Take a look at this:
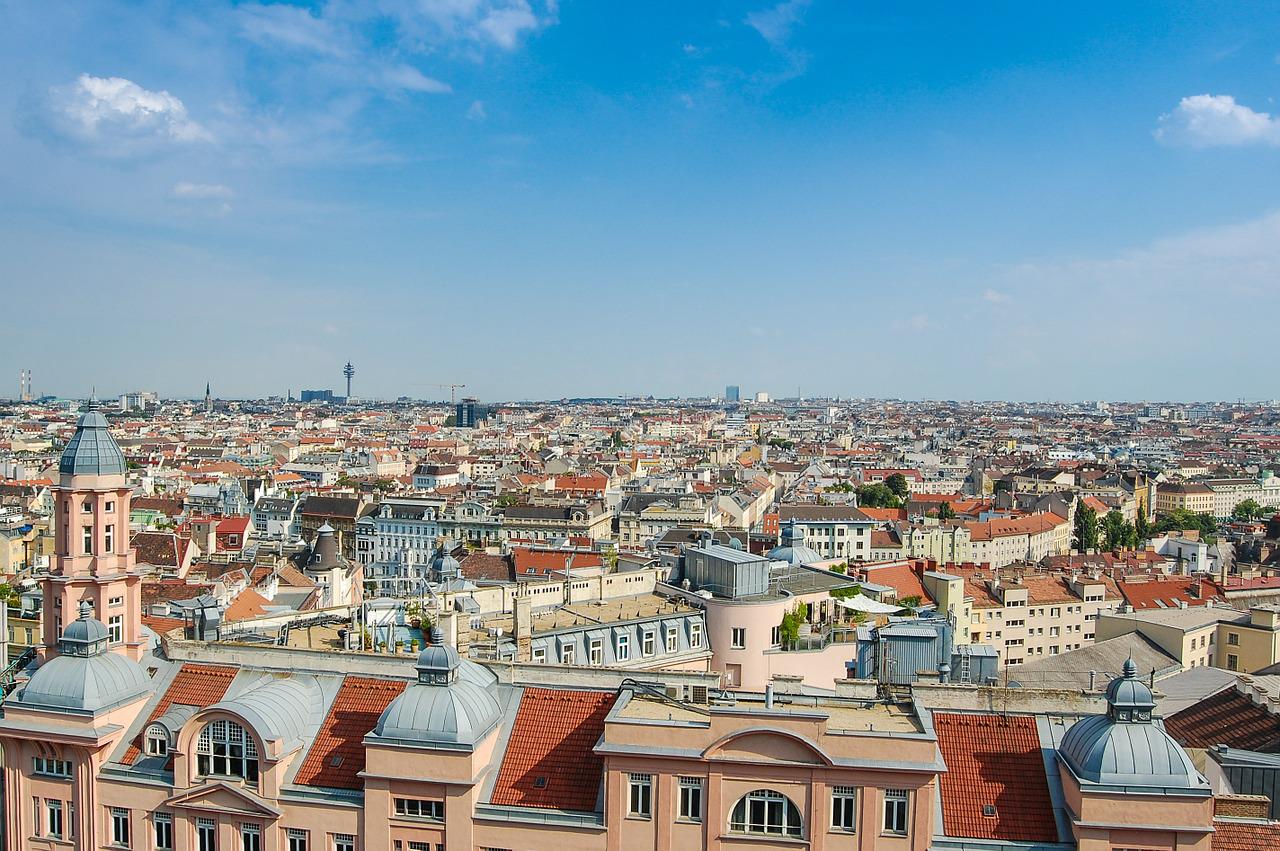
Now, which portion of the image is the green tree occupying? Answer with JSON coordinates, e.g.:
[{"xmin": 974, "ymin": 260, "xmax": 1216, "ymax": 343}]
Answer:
[
  {"xmin": 856, "ymin": 483, "xmax": 902, "ymax": 509},
  {"xmin": 1102, "ymin": 510, "xmax": 1137, "ymax": 551},
  {"xmin": 885, "ymin": 473, "xmax": 910, "ymax": 499},
  {"xmin": 778, "ymin": 604, "xmax": 806, "ymax": 648},
  {"xmin": 1233, "ymin": 499, "xmax": 1264, "ymax": 521},
  {"xmin": 937, "ymin": 501, "xmax": 956, "ymax": 521},
  {"xmin": 1135, "ymin": 507, "xmax": 1150, "ymax": 542},
  {"xmin": 1074, "ymin": 505, "xmax": 1099, "ymax": 551},
  {"xmin": 1152, "ymin": 510, "xmax": 1218, "ymax": 544}
]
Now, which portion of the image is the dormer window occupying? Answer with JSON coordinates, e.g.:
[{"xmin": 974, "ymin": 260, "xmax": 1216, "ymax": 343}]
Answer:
[
  {"xmin": 145, "ymin": 725, "xmax": 170, "ymax": 757},
  {"xmin": 196, "ymin": 720, "xmax": 259, "ymax": 785}
]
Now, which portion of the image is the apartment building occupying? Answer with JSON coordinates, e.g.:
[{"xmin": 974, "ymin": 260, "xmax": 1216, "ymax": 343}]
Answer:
[
  {"xmin": 1096, "ymin": 604, "xmax": 1280, "ymax": 673},
  {"xmin": 778, "ymin": 504, "xmax": 877, "ymax": 561},
  {"xmin": 1155, "ymin": 481, "xmax": 1215, "ymax": 516}
]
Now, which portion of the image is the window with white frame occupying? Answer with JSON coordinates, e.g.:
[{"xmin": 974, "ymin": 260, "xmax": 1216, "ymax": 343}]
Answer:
[
  {"xmin": 731, "ymin": 627, "xmax": 746, "ymax": 649},
  {"xmin": 153, "ymin": 813, "xmax": 173, "ymax": 851},
  {"xmin": 145, "ymin": 725, "xmax": 169, "ymax": 757},
  {"xmin": 616, "ymin": 633, "xmax": 630, "ymax": 660},
  {"xmin": 883, "ymin": 789, "xmax": 909, "ymax": 835},
  {"xmin": 111, "ymin": 807, "xmax": 130, "ymax": 847},
  {"xmin": 678, "ymin": 776, "xmax": 703, "ymax": 822},
  {"xmin": 241, "ymin": 823, "xmax": 261, "ymax": 851},
  {"xmin": 831, "ymin": 786, "xmax": 857, "ymax": 831},
  {"xmin": 393, "ymin": 798, "xmax": 443, "ymax": 822},
  {"xmin": 729, "ymin": 789, "xmax": 802, "ymax": 837},
  {"xmin": 332, "ymin": 835, "xmax": 355, "ymax": 851},
  {"xmin": 196, "ymin": 817, "xmax": 216, "ymax": 851},
  {"xmin": 666, "ymin": 627, "xmax": 678, "ymax": 653},
  {"xmin": 196, "ymin": 720, "xmax": 259, "ymax": 785},
  {"xmin": 589, "ymin": 638, "xmax": 603, "ymax": 665},
  {"xmin": 104, "ymin": 524, "xmax": 115, "ymax": 552},
  {"xmin": 628, "ymin": 773, "xmax": 652, "ymax": 818},
  {"xmin": 560, "ymin": 644, "xmax": 575, "ymax": 665},
  {"xmin": 46, "ymin": 799, "xmax": 64, "ymax": 839},
  {"xmin": 32, "ymin": 757, "xmax": 72, "ymax": 777},
  {"xmin": 642, "ymin": 632, "xmax": 655, "ymax": 655},
  {"xmin": 285, "ymin": 828, "xmax": 308, "ymax": 851},
  {"xmin": 531, "ymin": 646, "xmax": 546, "ymax": 663},
  {"xmin": 82, "ymin": 525, "xmax": 93, "ymax": 555},
  {"xmin": 108, "ymin": 615, "xmax": 123, "ymax": 644},
  {"xmin": 690, "ymin": 622, "xmax": 703, "ymax": 649}
]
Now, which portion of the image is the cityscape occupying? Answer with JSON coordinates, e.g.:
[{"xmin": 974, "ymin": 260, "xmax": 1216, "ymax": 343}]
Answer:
[{"xmin": 5, "ymin": 3, "xmax": 1280, "ymax": 851}]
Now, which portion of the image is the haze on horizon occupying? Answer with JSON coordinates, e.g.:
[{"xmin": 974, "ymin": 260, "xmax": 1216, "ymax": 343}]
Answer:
[{"xmin": 2, "ymin": 2, "xmax": 1279, "ymax": 403}]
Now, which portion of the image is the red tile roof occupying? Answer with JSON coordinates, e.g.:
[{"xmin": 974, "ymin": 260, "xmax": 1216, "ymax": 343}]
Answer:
[
  {"xmin": 1118, "ymin": 577, "xmax": 1223, "ymax": 610},
  {"xmin": 934, "ymin": 713, "xmax": 1058, "ymax": 843},
  {"xmin": 1164, "ymin": 687, "xmax": 1280, "ymax": 753},
  {"xmin": 489, "ymin": 687, "xmax": 616, "ymax": 812},
  {"xmin": 1213, "ymin": 819, "xmax": 1280, "ymax": 850},
  {"xmin": 123, "ymin": 663, "xmax": 238, "ymax": 764},
  {"xmin": 295, "ymin": 676, "xmax": 407, "ymax": 789}
]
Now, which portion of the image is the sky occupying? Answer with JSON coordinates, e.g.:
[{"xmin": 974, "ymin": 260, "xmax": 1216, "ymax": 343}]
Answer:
[{"xmin": 2, "ymin": 2, "xmax": 1280, "ymax": 403}]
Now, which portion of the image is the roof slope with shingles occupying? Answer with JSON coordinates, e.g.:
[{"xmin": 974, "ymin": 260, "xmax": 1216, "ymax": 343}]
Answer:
[
  {"xmin": 1212, "ymin": 819, "xmax": 1280, "ymax": 850},
  {"xmin": 934, "ymin": 713, "xmax": 1058, "ymax": 843},
  {"xmin": 295, "ymin": 676, "xmax": 407, "ymax": 789},
  {"xmin": 1164, "ymin": 687, "xmax": 1280, "ymax": 753},
  {"xmin": 123, "ymin": 663, "xmax": 238, "ymax": 764},
  {"xmin": 489, "ymin": 687, "xmax": 615, "ymax": 812}
]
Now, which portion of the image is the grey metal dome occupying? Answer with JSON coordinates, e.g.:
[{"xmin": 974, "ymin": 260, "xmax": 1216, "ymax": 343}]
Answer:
[
  {"xmin": 430, "ymin": 542, "xmax": 461, "ymax": 581},
  {"xmin": 1059, "ymin": 658, "xmax": 1204, "ymax": 790},
  {"xmin": 17, "ymin": 604, "xmax": 150, "ymax": 714},
  {"xmin": 768, "ymin": 522, "xmax": 822, "ymax": 565},
  {"xmin": 372, "ymin": 679, "xmax": 501, "ymax": 748},
  {"xmin": 59, "ymin": 401, "xmax": 127, "ymax": 477}
]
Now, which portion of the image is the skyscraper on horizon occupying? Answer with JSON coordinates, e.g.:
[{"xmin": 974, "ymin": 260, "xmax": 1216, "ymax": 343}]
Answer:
[{"xmin": 725, "ymin": 385, "xmax": 740, "ymax": 403}]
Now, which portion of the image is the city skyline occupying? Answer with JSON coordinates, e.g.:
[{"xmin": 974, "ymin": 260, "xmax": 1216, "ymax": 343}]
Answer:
[{"xmin": 3, "ymin": 3, "xmax": 1280, "ymax": 400}]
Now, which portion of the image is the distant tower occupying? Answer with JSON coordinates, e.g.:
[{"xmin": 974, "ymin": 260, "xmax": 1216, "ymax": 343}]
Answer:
[
  {"xmin": 343, "ymin": 361, "xmax": 355, "ymax": 400},
  {"xmin": 19, "ymin": 369, "xmax": 33, "ymax": 402},
  {"xmin": 204, "ymin": 381, "xmax": 212, "ymax": 414}
]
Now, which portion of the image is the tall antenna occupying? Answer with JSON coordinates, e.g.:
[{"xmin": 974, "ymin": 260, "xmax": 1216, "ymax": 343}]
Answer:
[{"xmin": 343, "ymin": 362, "xmax": 355, "ymax": 399}]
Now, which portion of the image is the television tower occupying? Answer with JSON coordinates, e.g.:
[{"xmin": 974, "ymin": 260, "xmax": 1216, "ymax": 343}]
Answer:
[{"xmin": 343, "ymin": 361, "xmax": 355, "ymax": 399}]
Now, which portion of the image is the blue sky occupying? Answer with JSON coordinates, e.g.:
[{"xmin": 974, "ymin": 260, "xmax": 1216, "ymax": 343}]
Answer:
[{"xmin": 2, "ymin": 1, "xmax": 1280, "ymax": 402}]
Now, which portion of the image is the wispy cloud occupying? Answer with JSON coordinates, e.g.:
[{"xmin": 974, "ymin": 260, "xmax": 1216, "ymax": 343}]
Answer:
[
  {"xmin": 40, "ymin": 74, "xmax": 211, "ymax": 157},
  {"xmin": 377, "ymin": 64, "xmax": 452, "ymax": 94},
  {"xmin": 745, "ymin": 0, "xmax": 810, "ymax": 46},
  {"xmin": 1155, "ymin": 94, "xmax": 1280, "ymax": 148},
  {"xmin": 466, "ymin": 100, "xmax": 488, "ymax": 120},
  {"xmin": 982, "ymin": 288, "xmax": 1009, "ymax": 304},
  {"xmin": 238, "ymin": 3, "xmax": 348, "ymax": 56},
  {"xmin": 172, "ymin": 182, "xmax": 233, "ymax": 200}
]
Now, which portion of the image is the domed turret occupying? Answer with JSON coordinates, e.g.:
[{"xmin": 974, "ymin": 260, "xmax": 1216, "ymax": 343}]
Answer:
[
  {"xmin": 372, "ymin": 644, "xmax": 501, "ymax": 748},
  {"xmin": 16, "ymin": 602, "xmax": 150, "ymax": 713},
  {"xmin": 59, "ymin": 399, "xmax": 127, "ymax": 478},
  {"xmin": 1059, "ymin": 658, "xmax": 1205, "ymax": 790},
  {"xmin": 430, "ymin": 540, "xmax": 461, "ymax": 582},
  {"xmin": 767, "ymin": 521, "xmax": 822, "ymax": 566},
  {"xmin": 306, "ymin": 523, "xmax": 343, "ymax": 570}
]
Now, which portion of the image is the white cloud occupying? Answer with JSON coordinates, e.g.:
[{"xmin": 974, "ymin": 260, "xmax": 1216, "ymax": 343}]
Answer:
[
  {"xmin": 46, "ymin": 74, "xmax": 211, "ymax": 154},
  {"xmin": 364, "ymin": 0, "xmax": 555, "ymax": 51},
  {"xmin": 238, "ymin": 3, "xmax": 347, "ymax": 56},
  {"xmin": 745, "ymin": 0, "xmax": 810, "ymax": 45},
  {"xmin": 982, "ymin": 288, "xmax": 1009, "ymax": 304},
  {"xmin": 467, "ymin": 100, "xmax": 487, "ymax": 120},
  {"xmin": 378, "ymin": 64, "xmax": 452, "ymax": 94},
  {"xmin": 172, "ymin": 182, "xmax": 234, "ymax": 200},
  {"xmin": 1154, "ymin": 94, "xmax": 1280, "ymax": 148}
]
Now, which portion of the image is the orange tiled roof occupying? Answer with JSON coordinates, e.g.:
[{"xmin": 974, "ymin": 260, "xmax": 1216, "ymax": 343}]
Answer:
[
  {"xmin": 123, "ymin": 663, "xmax": 237, "ymax": 764},
  {"xmin": 934, "ymin": 713, "xmax": 1058, "ymax": 842},
  {"xmin": 294, "ymin": 676, "xmax": 407, "ymax": 789},
  {"xmin": 489, "ymin": 687, "xmax": 615, "ymax": 812},
  {"xmin": 1212, "ymin": 819, "xmax": 1280, "ymax": 850}
]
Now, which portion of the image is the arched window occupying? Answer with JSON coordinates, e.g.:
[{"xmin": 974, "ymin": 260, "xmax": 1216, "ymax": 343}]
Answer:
[
  {"xmin": 145, "ymin": 725, "xmax": 169, "ymax": 757},
  {"xmin": 729, "ymin": 789, "xmax": 803, "ymax": 837},
  {"xmin": 195, "ymin": 720, "xmax": 259, "ymax": 784}
]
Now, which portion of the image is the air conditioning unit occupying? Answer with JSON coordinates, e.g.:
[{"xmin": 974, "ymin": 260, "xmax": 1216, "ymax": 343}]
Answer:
[{"xmin": 688, "ymin": 685, "xmax": 709, "ymax": 705}]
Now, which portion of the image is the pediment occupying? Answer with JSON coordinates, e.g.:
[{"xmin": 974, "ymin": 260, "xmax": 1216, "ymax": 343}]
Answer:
[
  {"xmin": 164, "ymin": 781, "xmax": 281, "ymax": 819},
  {"xmin": 705, "ymin": 730, "xmax": 830, "ymax": 766}
]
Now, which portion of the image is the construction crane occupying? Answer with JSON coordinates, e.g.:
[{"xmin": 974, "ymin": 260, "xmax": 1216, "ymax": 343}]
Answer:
[{"xmin": 419, "ymin": 383, "xmax": 467, "ymax": 405}]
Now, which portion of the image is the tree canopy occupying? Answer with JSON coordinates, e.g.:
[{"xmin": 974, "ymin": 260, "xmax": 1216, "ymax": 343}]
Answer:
[
  {"xmin": 884, "ymin": 473, "xmax": 910, "ymax": 499},
  {"xmin": 1233, "ymin": 499, "xmax": 1265, "ymax": 521},
  {"xmin": 1152, "ymin": 509, "xmax": 1218, "ymax": 543},
  {"xmin": 1102, "ymin": 510, "xmax": 1138, "ymax": 551},
  {"xmin": 1074, "ymin": 505, "xmax": 1099, "ymax": 551},
  {"xmin": 856, "ymin": 482, "xmax": 902, "ymax": 508}
]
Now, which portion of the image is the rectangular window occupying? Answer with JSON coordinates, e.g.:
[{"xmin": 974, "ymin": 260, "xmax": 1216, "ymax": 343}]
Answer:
[
  {"xmin": 731, "ymin": 627, "xmax": 745, "ymax": 649},
  {"xmin": 105, "ymin": 524, "xmax": 115, "ymax": 552},
  {"xmin": 83, "ymin": 525, "xmax": 94, "ymax": 555},
  {"xmin": 32, "ymin": 757, "xmax": 72, "ymax": 777},
  {"xmin": 286, "ymin": 828, "xmax": 308, "ymax": 851},
  {"xmin": 111, "ymin": 807, "xmax": 131, "ymax": 847},
  {"xmin": 105, "ymin": 500, "xmax": 115, "ymax": 512},
  {"xmin": 560, "ymin": 644, "xmax": 575, "ymax": 665},
  {"xmin": 628, "ymin": 773, "xmax": 652, "ymax": 818},
  {"xmin": 241, "ymin": 823, "xmax": 261, "ymax": 851},
  {"xmin": 109, "ymin": 595, "xmax": 124, "ymax": 607},
  {"xmin": 616, "ymin": 633, "xmax": 630, "ymax": 661},
  {"xmin": 642, "ymin": 632, "xmax": 655, "ymax": 656},
  {"xmin": 393, "ymin": 798, "xmax": 444, "ymax": 822},
  {"xmin": 109, "ymin": 615, "xmax": 123, "ymax": 644},
  {"xmin": 678, "ymin": 777, "xmax": 702, "ymax": 822},
  {"xmin": 1228, "ymin": 632, "xmax": 1240, "ymax": 646},
  {"xmin": 589, "ymin": 638, "xmax": 603, "ymax": 665},
  {"xmin": 153, "ymin": 813, "xmax": 173, "ymax": 851},
  {"xmin": 531, "ymin": 646, "xmax": 546, "ymax": 664},
  {"xmin": 883, "ymin": 789, "xmax": 909, "ymax": 835},
  {"xmin": 690, "ymin": 622, "xmax": 703, "ymax": 649},
  {"xmin": 83, "ymin": 501, "xmax": 94, "ymax": 513},
  {"xmin": 832, "ymin": 786, "xmax": 858, "ymax": 831},
  {"xmin": 666, "ymin": 627, "xmax": 678, "ymax": 653},
  {"xmin": 332, "ymin": 835, "xmax": 355, "ymax": 851},
  {"xmin": 197, "ymin": 817, "xmax": 217, "ymax": 851},
  {"xmin": 1228, "ymin": 654, "xmax": 1240, "ymax": 671},
  {"xmin": 47, "ymin": 799, "xmax": 64, "ymax": 839}
]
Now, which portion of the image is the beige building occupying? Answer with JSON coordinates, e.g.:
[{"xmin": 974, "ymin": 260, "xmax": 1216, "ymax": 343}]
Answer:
[
  {"xmin": 1155, "ymin": 482, "xmax": 1215, "ymax": 516},
  {"xmin": 1094, "ymin": 605, "xmax": 1280, "ymax": 673}
]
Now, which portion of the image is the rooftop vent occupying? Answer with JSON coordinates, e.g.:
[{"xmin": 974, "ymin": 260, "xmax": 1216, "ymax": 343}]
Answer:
[{"xmin": 982, "ymin": 805, "xmax": 997, "ymax": 818}]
